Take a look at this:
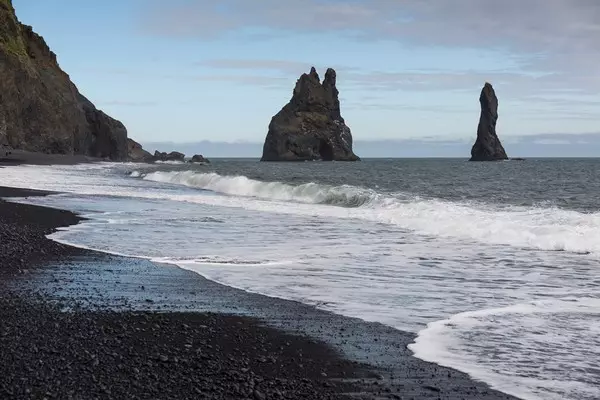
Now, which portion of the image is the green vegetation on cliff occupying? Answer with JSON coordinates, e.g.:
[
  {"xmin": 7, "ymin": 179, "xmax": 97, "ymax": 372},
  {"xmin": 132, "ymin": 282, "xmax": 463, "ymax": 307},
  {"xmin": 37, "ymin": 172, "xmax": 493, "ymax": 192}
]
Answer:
[
  {"xmin": 1, "ymin": 34, "xmax": 27, "ymax": 59},
  {"xmin": 0, "ymin": 0, "xmax": 28, "ymax": 61}
]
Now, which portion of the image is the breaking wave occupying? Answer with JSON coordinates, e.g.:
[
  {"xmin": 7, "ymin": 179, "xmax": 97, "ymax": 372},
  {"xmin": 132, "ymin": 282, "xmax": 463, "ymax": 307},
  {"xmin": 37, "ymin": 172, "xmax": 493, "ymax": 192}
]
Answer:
[
  {"xmin": 129, "ymin": 170, "xmax": 600, "ymax": 255},
  {"xmin": 154, "ymin": 160, "xmax": 185, "ymax": 165},
  {"xmin": 136, "ymin": 170, "xmax": 379, "ymax": 207}
]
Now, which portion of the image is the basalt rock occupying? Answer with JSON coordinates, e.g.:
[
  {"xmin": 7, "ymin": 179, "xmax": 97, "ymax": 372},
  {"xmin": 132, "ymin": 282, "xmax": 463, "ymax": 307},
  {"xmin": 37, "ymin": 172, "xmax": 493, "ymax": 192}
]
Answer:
[
  {"xmin": 189, "ymin": 154, "xmax": 209, "ymax": 164},
  {"xmin": 0, "ymin": 0, "xmax": 128, "ymax": 160},
  {"xmin": 261, "ymin": 67, "xmax": 359, "ymax": 162},
  {"xmin": 127, "ymin": 138, "xmax": 153, "ymax": 162},
  {"xmin": 469, "ymin": 82, "xmax": 508, "ymax": 161},
  {"xmin": 153, "ymin": 150, "xmax": 185, "ymax": 162}
]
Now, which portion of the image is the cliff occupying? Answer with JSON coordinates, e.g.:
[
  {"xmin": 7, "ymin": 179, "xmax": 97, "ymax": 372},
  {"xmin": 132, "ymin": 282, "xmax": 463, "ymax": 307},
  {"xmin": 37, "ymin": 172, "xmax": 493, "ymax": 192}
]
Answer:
[
  {"xmin": 261, "ymin": 67, "xmax": 359, "ymax": 162},
  {"xmin": 0, "ymin": 0, "xmax": 128, "ymax": 160},
  {"xmin": 470, "ymin": 82, "xmax": 508, "ymax": 161}
]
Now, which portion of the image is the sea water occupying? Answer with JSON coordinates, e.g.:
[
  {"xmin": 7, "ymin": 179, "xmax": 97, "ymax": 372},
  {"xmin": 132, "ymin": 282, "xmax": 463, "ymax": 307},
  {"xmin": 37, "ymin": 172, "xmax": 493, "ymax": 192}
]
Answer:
[{"xmin": 1, "ymin": 159, "xmax": 599, "ymax": 400}]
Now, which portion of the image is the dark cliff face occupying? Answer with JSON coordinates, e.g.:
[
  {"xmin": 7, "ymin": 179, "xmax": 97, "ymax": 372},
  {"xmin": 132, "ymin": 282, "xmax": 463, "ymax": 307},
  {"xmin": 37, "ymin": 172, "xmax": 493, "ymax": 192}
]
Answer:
[
  {"xmin": 470, "ymin": 83, "xmax": 508, "ymax": 161},
  {"xmin": 261, "ymin": 67, "xmax": 359, "ymax": 162},
  {"xmin": 0, "ymin": 0, "xmax": 128, "ymax": 160}
]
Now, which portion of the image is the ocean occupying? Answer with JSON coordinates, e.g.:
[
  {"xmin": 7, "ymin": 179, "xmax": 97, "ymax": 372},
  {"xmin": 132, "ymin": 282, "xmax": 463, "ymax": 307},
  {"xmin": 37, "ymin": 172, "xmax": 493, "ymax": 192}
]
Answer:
[{"xmin": 1, "ymin": 158, "xmax": 599, "ymax": 400}]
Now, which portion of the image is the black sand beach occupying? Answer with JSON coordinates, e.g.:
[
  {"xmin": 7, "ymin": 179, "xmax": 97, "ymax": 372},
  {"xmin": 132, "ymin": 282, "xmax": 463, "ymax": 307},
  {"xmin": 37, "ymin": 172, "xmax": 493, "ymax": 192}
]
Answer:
[
  {"xmin": 0, "ymin": 183, "xmax": 519, "ymax": 399},
  {"xmin": 0, "ymin": 149, "xmax": 102, "ymax": 167}
]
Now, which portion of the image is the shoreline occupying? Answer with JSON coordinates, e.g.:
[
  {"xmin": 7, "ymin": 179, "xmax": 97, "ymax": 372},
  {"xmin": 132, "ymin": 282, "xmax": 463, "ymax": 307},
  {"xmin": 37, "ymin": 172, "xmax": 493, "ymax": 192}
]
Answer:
[
  {"xmin": 0, "ymin": 187, "xmax": 363, "ymax": 399},
  {"xmin": 0, "ymin": 185, "xmax": 519, "ymax": 399}
]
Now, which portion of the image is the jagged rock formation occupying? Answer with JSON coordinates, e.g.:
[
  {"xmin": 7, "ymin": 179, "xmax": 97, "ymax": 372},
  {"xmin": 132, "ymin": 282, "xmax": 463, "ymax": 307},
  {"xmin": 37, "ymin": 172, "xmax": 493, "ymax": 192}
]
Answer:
[
  {"xmin": 153, "ymin": 151, "xmax": 185, "ymax": 162},
  {"xmin": 261, "ymin": 67, "xmax": 359, "ymax": 162},
  {"xmin": 127, "ymin": 139, "xmax": 153, "ymax": 162},
  {"xmin": 0, "ymin": 0, "xmax": 128, "ymax": 160},
  {"xmin": 470, "ymin": 82, "xmax": 508, "ymax": 161},
  {"xmin": 189, "ymin": 154, "xmax": 209, "ymax": 164}
]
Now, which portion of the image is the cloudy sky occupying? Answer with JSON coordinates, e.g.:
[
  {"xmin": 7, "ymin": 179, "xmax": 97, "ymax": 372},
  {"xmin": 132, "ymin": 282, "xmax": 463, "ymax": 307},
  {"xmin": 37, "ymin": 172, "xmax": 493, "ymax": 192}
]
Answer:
[{"xmin": 13, "ymin": 0, "xmax": 600, "ymax": 151}]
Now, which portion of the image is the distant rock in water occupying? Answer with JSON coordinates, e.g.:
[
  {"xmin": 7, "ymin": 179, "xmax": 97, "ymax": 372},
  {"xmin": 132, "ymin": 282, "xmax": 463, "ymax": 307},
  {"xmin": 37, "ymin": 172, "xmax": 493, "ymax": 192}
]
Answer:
[
  {"xmin": 0, "ymin": 0, "xmax": 128, "ymax": 160},
  {"xmin": 153, "ymin": 151, "xmax": 185, "ymax": 162},
  {"xmin": 469, "ymin": 83, "xmax": 508, "ymax": 161},
  {"xmin": 127, "ymin": 139, "xmax": 153, "ymax": 162},
  {"xmin": 189, "ymin": 154, "xmax": 209, "ymax": 164},
  {"xmin": 261, "ymin": 67, "xmax": 359, "ymax": 162}
]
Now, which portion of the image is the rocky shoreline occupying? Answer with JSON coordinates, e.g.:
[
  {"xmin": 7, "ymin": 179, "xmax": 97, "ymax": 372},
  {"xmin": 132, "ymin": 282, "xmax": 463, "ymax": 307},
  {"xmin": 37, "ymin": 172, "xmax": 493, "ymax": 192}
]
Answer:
[
  {"xmin": 0, "ymin": 187, "xmax": 363, "ymax": 399},
  {"xmin": 0, "ymin": 184, "xmax": 521, "ymax": 400},
  {"xmin": 0, "ymin": 299, "xmax": 359, "ymax": 400}
]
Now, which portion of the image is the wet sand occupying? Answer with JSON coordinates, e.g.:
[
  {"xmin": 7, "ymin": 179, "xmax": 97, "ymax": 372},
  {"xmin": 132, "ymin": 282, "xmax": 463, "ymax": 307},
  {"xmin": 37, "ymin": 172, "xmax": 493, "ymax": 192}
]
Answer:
[{"xmin": 0, "ymin": 186, "xmax": 519, "ymax": 399}]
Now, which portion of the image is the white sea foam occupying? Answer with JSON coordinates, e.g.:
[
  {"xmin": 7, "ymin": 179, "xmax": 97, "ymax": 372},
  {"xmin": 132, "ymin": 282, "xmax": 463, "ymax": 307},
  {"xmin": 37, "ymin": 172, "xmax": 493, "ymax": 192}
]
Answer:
[
  {"xmin": 3, "ymin": 164, "xmax": 600, "ymax": 255},
  {"xmin": 409, "ymin": 298, "xmax": 600, "ymax": 400},
  {"xmin": 154, "ymin": 160, "xmax": 185, "ymax": 165},
  {"xmin": 135, "ymin": 170, "xmax": 600, "ymax": 255},
  {"xmin": 140, "ymin": 170, "xmax": 378, "ymax": 207},
  {"xmin": 152, "ymin": 256, "xmax": 293, "ymax": 267}
]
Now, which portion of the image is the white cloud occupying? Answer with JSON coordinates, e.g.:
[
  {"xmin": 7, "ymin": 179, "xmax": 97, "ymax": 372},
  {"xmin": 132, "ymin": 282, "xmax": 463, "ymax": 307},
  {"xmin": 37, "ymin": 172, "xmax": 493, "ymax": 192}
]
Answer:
[
  {"xmin": 140, "ymin": 1, "xmax": 600, "ymax": 96},
  {"xmin": 533, "ymin": 139, "xmax": 572, "ymax": 145},
  {"xmin": 142, "ymin": 0, "xmax": 600, "ymax": 64}
]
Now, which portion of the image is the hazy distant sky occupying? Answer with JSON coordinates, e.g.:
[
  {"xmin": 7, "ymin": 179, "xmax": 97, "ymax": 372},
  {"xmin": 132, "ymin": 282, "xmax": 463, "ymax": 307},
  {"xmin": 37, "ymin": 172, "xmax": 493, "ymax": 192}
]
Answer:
[{"xmin": 13, "ymin": 0, "xmax": 600, "ymax": 145}]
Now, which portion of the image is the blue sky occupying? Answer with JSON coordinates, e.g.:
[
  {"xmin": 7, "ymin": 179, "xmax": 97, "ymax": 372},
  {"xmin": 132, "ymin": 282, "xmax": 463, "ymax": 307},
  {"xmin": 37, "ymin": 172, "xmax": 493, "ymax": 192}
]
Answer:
[{"xmin": 13, "ymin": 0, "xmax": 600, "ymax": 148}]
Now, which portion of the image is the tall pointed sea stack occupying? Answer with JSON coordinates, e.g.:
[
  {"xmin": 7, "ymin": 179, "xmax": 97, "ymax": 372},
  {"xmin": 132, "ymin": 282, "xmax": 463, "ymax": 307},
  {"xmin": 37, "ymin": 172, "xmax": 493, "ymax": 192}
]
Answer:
[
  {"xmin": 0, "ymin": 0, "xmax": 130, "ymax": 160},
  {"xmin": 469, "ymin": 82, "xmax": 508, "ymax": 161},
  {"xmin": 261, "ymin": 67, "xmax": 360, "ymax": 161}
]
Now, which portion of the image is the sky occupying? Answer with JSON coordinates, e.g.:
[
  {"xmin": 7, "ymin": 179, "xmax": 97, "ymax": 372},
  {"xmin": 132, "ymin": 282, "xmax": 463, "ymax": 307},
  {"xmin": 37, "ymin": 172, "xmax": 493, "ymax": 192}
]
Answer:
[{"xmin": 12, "ymin": 0, "xmax": 600, "ymax": 155}]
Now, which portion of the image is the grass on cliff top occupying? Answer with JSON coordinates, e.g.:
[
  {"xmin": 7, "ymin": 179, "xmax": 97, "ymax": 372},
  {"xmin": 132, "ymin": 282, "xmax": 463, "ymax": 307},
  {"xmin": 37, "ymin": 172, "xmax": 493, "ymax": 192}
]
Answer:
[
  {"xmin": 0, "ymin": 0, "xmax": 26, "ymax": 59},
  {"xmin": 0, "ymin": 1, "xmax": 30, "ymax": 63}
]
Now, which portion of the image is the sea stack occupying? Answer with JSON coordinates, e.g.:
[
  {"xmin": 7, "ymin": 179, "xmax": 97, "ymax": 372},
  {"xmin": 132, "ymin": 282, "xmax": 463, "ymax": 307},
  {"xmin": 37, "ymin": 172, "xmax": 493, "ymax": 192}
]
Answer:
[
  {"xmin": 0, "ymin": 0, "xmax": 129, "ymax": 160},
  {"xmin": 469, "ymin": 82, "xmax": 508, "ymax": 161},
  {"xmin": 261, "ymin": 67, "xmax": 360, "ymax": 161}
]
